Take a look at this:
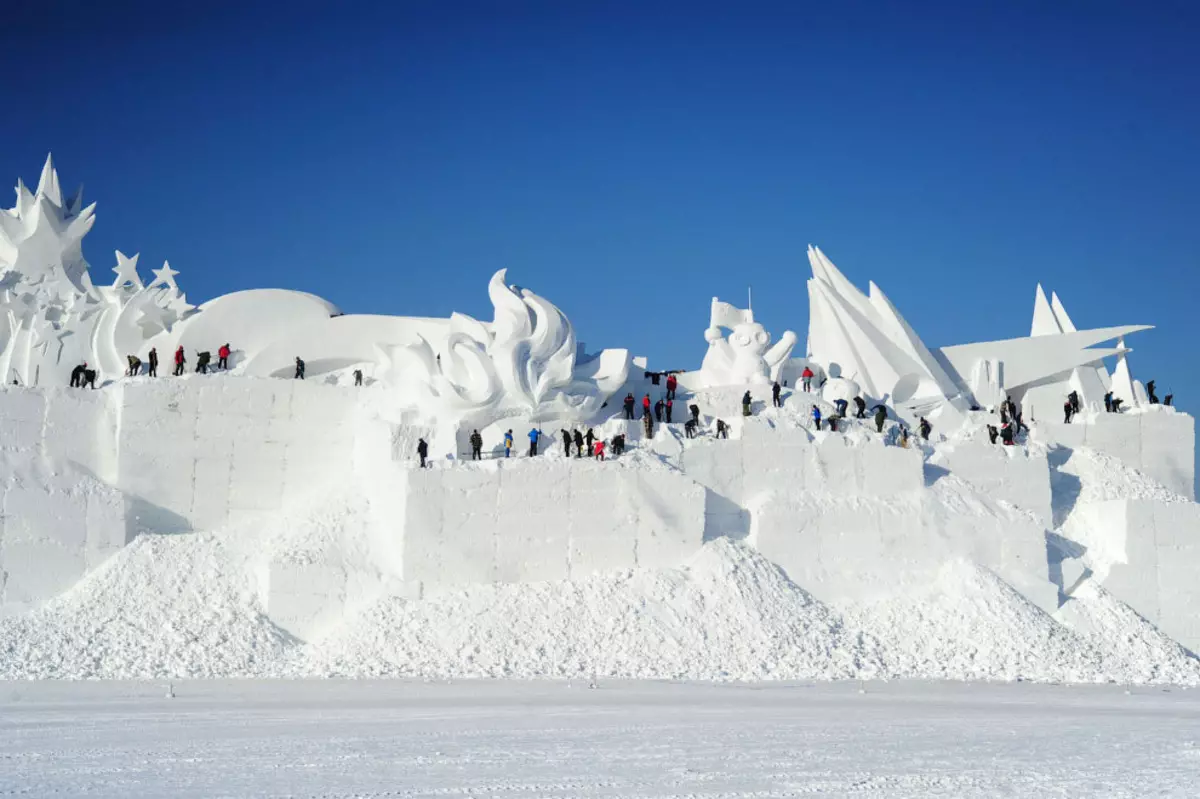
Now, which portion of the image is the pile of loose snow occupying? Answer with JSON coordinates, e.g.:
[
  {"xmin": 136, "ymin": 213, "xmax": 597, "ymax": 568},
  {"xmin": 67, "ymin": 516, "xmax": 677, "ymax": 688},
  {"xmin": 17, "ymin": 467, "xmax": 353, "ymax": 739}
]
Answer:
[
  {"xmin": 1051, "ymin": 446, "xmax": 1190, "ymax": 520},
  {"xmin": 279, "ymin": 538, "xmax": 884, "ymax": 680},
  {"xmin": 0, "ymin": 532, "xmax": 292, "ymax": 679}
]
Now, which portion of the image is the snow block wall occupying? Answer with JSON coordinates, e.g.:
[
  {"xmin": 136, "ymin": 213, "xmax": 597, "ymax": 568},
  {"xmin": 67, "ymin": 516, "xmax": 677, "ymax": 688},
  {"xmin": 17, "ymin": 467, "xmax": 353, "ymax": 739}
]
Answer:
[
  {"xmin": 680, "ymin": 420, "xmax": 924, "ymax": 538},
  {"xmin": 753, "ymin": 486, "xmax": 1058, "ymax": 613},
  {"xmin": 931, "ymin": 444, "xmax": 1053, "ymax": 526},
  {"xmin": 116, "ymin": 379, "xmax": 358, "ymax": 533},
  {"xmin": 1063, "ymin": 498, "xmax": 1200, "ymax": 653},
  {"xmin": 0, "ymin": 388, "xmax": 127, "ymax": 612},
  {"xmin": 401, "ymin": 461, "xmax": 705, "ymax": 593},
  {"xmin": 1039, "ymin": 410, "xmax": 1195, "ymax": 500}
]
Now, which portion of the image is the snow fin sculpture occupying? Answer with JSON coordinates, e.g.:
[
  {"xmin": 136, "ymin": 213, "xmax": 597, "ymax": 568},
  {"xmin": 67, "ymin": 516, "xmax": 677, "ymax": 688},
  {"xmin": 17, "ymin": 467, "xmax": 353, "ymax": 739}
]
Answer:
[
  {"xmin": 805, "ymin": 245, "xmax": 965, "ymax": 422},
  {"xmin": 698, "ymin": 297, "xmax": 796, "ymax": 387}
]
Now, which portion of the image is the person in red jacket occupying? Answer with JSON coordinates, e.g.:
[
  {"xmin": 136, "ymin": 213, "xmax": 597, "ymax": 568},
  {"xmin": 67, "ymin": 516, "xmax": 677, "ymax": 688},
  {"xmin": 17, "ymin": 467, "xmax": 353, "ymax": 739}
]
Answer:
[
  {"xmin": 665, "ymin": 373, "xmax": 677, "ymax": 401},
  {"xmin": 642, "ymin": 393, "xmax": 652, "ymax": 418},
  {"xmin": 801, "ymin": 366, "xmax": 814, "ymax": 392},
  {"xmin": 217, "ymin": 343, "xmax": 231, "ymax": 370},
  {"xmin": 593, "ymin": 439, "xmax": 606, "ymax": 461},
  {"xmin": 173, "ymin": 346, "xmax": 186, "ymax": 376}
]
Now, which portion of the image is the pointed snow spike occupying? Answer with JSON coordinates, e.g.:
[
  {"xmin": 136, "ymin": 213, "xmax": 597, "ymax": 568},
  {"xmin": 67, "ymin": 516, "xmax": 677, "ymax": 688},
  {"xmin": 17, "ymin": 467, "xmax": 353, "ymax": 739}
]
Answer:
[
  {"xmin": 15, "ymin": 178, "xmax": 35, "ymax": 218},
  {"xmin": 1031, "ymin": 284, "xmax": 1059, "ymax": 337},
  {"xmin": 36, "ymin": 153, "xmax": 63, "ymax": 207},
  {"xmin": 66, "ymin": 184, "xmax": 85, "ymax": 216},
  {"xmin": 64, "ymin": 202, "xmax": 97, "ymax": 242},
  {"xmin": 1049, "ymin": 291, "xmax": 1078, "ymax": 333}
]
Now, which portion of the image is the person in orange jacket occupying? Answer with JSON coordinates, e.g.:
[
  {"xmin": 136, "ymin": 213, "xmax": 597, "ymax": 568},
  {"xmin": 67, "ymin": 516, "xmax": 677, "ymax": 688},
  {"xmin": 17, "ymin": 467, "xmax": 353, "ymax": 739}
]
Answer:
[{"xmin": 642, "ymin": 393, "xmax": 652, "ymax": 418}]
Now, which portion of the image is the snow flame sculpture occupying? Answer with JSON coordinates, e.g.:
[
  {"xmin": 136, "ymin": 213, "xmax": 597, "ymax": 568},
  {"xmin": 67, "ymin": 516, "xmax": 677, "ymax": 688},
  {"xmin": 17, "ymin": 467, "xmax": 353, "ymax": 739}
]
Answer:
[
  {"xmin": 696, "ymin": 298, "xmax": 796, "ymax": 387},
  {"xmin": 387, "ymin": 269, "xmax": 630, "ymax": 422}
]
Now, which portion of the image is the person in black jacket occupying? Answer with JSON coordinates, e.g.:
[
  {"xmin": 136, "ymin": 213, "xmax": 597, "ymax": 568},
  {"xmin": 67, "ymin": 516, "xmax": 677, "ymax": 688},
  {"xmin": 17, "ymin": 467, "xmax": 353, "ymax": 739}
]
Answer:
[
  {"xmin": 574, "ymin": 429, "xmax": 584, "ymax": 457},
  {"xmin": 772, "ymin": 381, "xmax": 782, "ymax": 408},
  {"xmin": 417, "ymin": 438, "xmax": 429, "ymax": 468},
  {"xmin": 147, "ymin": 347, "xmax": 158, "ymax": 377},
  {"xmin": 622, "ymin": 393, "xmax": 635, "ymax": 420},
  {"xmin": 294, "ymin": 357, "xmax": 306, "ymax": 379},
  {"xmin": 469, "ymin": 429, "xmax": 483, "ymax": 460},
  {"xmin": 853, "ymin": 396, "xmax": 866, "ymax": 419},
  {"xmin": 69, "ymin": 362, "xmax": 86, "ymax": 387}
]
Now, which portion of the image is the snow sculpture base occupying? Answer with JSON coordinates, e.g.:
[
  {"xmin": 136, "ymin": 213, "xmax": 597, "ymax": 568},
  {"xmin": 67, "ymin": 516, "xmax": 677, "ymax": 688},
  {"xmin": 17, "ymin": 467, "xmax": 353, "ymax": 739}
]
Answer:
[
  {"xmin": 754, "ymin": 490, "xmax": 1058, "ymax": 614},
  {"xmin": 931, "ymin": 443, "xmax": 1053, "ymax": 527},
  {"xmin": 1036, "ymin": 409, "xmax": 1194, "ymax": 500},
  {"xmin": 1063, "ymin": 498, "xmax": 1200, "ymax": 653},
  {"xmin": 401, "ymin": 462, "xmax": 705, "ymax": 593}
]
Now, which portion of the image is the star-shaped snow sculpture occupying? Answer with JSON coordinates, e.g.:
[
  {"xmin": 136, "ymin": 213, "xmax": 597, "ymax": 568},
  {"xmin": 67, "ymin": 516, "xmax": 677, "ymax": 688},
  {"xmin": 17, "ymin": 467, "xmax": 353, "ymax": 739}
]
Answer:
[
  {"xmin": 137, "ymin": 299, "xmax": 173, "ymax": 334},
  {"xmin": 149, "ymin": 260, "xmax": 180, "ymax": 291},
  {"xmin": 112, "ymin": 250, "xmax": 142, "ymax": 289}
]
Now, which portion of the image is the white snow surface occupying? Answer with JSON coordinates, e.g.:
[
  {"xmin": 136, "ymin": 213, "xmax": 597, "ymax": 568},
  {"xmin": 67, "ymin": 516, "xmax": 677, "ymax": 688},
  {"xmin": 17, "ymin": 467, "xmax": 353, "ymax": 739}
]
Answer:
[{"xmin": 3, "ymin": 680, "xmax": 1200, "ymax": 798}]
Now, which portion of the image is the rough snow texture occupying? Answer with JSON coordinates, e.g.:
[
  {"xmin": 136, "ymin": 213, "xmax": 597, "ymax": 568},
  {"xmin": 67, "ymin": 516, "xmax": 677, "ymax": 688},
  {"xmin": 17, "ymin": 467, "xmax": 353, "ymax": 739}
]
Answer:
[{"xmin": 1038, "ymin": 407, "xmax": 1195, "ymax": 500}]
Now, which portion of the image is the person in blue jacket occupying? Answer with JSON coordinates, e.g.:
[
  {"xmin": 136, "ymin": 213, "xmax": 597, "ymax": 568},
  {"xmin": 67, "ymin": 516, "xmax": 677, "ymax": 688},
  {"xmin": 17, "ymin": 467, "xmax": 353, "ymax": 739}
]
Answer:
[
  {"xmin": 811, "ymin": 405, "xmax": 822, "ymax": 431},
  {"xmin": 528, "ymin": 428, "xmax": 541, "ymax": 456}
]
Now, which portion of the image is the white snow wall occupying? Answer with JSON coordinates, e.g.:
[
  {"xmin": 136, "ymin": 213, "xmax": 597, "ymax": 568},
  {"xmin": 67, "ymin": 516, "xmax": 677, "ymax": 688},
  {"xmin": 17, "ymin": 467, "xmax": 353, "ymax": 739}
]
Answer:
[{"xmin": 1, "ymin": 379, "xmax": 1199, "ymax": 653}]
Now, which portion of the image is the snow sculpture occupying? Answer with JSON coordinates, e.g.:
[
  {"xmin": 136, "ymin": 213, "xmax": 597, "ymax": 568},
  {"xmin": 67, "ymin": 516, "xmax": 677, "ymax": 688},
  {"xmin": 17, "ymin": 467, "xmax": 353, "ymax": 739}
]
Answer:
[
  {"xmin": 805, "ymin": 245, "xmax": 1152, "ymax": 420},
  {"xmin": 806, "ymin": 245, "xmax": 969, "ymax": 422},
  {"xmin": 384, "ymin": 269, "xmax": 629, "ymax": 422},
  {"xmin": 0, "ymin": 158, "xmax": 629, "ymax": 423},
  {"xmin": 697, "ymin": 298, "xmax": 796, "ymax": 387},
  {"xmin": 0, "ymin": 156, "xmax": 196, "ymax": 386}
]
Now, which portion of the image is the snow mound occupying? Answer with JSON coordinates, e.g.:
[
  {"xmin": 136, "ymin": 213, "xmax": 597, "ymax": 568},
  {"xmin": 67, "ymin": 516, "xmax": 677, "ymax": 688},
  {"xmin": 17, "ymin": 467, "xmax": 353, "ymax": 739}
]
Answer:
[
  {"xmin": 280, "ymin": 538, "xmax": 882, "ymax": 680},
  {"xmin": 840, "ymin": 560, "xmax": 1105, "ymax": 682},
  {"xmin": 0, "ymin": 533, "xmax": 292, "ymax": 679}
]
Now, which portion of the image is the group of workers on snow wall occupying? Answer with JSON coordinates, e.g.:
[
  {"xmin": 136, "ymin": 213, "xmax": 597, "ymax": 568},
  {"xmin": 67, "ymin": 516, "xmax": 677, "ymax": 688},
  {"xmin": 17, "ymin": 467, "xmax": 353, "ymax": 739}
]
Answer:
[{"xmin": 67, "ymin": 345, "xmax": 370, "ymax": 390}]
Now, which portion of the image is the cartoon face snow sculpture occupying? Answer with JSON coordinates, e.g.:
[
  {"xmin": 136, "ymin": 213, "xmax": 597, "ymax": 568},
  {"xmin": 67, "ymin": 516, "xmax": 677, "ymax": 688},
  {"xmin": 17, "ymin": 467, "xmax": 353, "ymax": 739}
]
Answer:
[{"xmin": 699, "ymin": 298, "xmax": 797, "ymax": 386}]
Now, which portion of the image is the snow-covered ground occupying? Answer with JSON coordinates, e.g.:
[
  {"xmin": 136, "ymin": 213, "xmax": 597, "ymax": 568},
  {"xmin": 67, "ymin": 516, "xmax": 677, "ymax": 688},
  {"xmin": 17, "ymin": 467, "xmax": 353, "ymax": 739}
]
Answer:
[{"xmin": 2, "ymin": 679, "xmax": 1199, "ymax": 797}]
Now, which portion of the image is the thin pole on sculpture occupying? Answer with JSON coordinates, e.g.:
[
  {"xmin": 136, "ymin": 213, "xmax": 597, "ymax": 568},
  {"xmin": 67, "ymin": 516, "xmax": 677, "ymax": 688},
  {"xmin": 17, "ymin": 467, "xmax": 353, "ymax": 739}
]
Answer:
[{"xmin": 748, "ymin": 286, "xmax": 752, "ymax": 314}]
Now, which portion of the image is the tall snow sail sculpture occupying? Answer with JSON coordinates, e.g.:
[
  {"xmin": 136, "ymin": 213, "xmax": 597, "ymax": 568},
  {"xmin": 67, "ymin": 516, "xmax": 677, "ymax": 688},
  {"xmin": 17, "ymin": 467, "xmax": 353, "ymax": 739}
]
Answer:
[
  {"xmin": 805, "ymin": 245, "xmax": 969, "ymax": 422},
  {"xmin": 804, "ymin": 245, "xmax": 1152, "ymax": 420}
]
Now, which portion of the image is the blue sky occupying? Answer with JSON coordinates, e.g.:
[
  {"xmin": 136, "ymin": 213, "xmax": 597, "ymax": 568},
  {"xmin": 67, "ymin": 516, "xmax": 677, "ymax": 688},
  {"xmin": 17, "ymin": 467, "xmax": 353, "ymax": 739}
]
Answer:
[{"xmin": 3, "ymin": 2, "xmax": 1197, "ymax": 416}]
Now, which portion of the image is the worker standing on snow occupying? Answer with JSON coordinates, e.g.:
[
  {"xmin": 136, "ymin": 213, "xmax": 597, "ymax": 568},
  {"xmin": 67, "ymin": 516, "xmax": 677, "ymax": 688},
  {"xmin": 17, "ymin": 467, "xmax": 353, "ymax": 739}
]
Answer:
[
  {"xmin": 528, "ymin": 428, "xmax": 541, "ymax": 456},
  {"xmin": 469, "ymin": 429, "xmax": 483, "ymax": 460},
  {"xmin": 417, "ymin": 438, "xmax": 428, "ymax": 468},
  {"xmin": 561, "ymin": 429, "xmax": 572, "ymax": 457},
  {"xmin": 69, "ymin": 362, "xmax": 86, "ymax": 387},
  {"xmin": 801, "ymin": 366, "xmax": 814, "ymax": 392},
  {"xmin": 716, "ymin": 419, "xmax": 728, "ymax": 438},
  {"xmin": 665, "ymin": 373, "xmax": 677, "ymax": 400},
  {"xmin": 918, "ymin": 417, "xmax": 932, "ymax": 441},
  {"xmin": 742, "ymin": 391, "xmax": 752, "ymax": 417},
  {"xmin": 173, "ymin": 346, "xmax": 185, "ymax": 376},
  {"xmin": 833, "ymin": 398, "xmax": 848, "ymax": 418},
  {"xmin": 772, "ymin": 381, "xmax": 782, "ymax": 408},
  {"xmin": 623, "ymin": 393, "xmax": 635, "ymax": 420},
  {"xmin": 642, "ymin": 393, "xmax": 652, "ymax": 418},
  {"xmin": 593, "ymin": 439, "xmax": 606, "ymax": 460},
  {"xmin": 872, "ymin": 404, "xmax": 887, "ymax": 433},
  {"xmin": 353, "ymin": 369, "xmax": 363, "ymax": 386},
  {"xmin": 854, "ymin": 396, "xmax": 866, "ymax": 419},
  {"xmin": 196, "ymin": 351, "xmax": 211, "ymax": 374},
  {"xmin": 218, "ymin": 343, "xmax": 232, "ymax": 370},
  {"xmin": 294, "ymin": 357, "xmax": 305, "ymax": 380},
  {"xmin": 811, "ymin": 405, "xmax": 822, "ymax": 431},
  {"xmin": 126, "ymin": 355, "xmax": 141, "ymax": 376},
  {"xmin": 573, "ymin": 429, "xmax": 584, "ymax": 457},
  {"xmin": 665, "ymin": 398, "xmax": 674, "ymax": 423},
  {"xmin": 147, "ymin": 347, "xmax": 158, "ymax": 377}
]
